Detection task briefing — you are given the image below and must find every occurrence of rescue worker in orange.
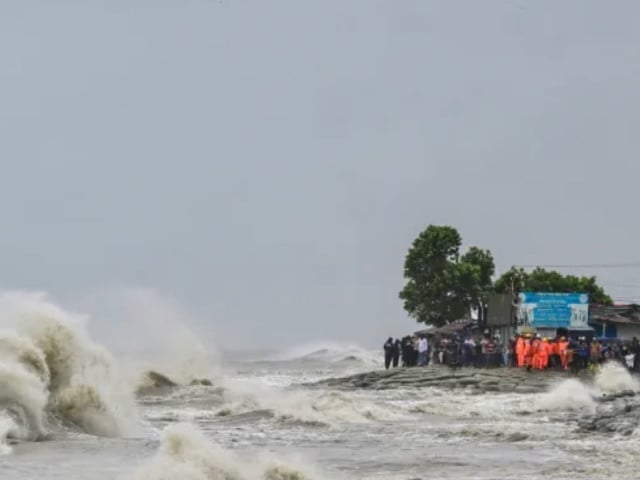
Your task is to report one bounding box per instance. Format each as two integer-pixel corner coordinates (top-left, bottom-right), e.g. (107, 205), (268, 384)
(524, 334), (534, 368)
(531, 335), (542, 369)
(537, 337), (550, 369)
(557, 337), (569, 370)
(515, 334), (525, 367)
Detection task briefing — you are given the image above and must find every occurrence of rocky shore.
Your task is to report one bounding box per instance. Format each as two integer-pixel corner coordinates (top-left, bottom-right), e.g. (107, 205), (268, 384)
(308, 365), (586, 393)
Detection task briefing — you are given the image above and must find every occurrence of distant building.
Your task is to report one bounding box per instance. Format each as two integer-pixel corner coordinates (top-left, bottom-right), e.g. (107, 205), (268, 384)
(589, 304), (640, 340)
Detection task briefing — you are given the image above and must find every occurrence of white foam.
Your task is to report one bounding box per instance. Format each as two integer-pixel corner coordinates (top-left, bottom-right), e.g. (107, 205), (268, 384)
(534, 362), (640, 416)
(221, 378), (398, 426)
(594, 362), (640, 394)
(0, 291), (138, 445)
(537, 379), (597, 414)
(0, 412), (20, 455)
(129, 423), (319, 480)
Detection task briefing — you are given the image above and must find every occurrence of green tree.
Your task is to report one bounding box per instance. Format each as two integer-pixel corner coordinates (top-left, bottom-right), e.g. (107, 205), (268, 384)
(399, 225), (495, 326)
(494, 267), (613, 305)
(460, 247), (495, 321)
(493, 267), (528, 296)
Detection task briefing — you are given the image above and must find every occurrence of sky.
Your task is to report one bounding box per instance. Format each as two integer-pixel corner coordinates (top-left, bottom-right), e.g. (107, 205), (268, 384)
(2, 1), (640, 350)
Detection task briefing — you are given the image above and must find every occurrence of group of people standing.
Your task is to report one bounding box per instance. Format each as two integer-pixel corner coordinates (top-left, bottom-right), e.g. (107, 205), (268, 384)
(383, 336), (428, 369)
(384, 330), (640, 373)
(513, 334), (575, 370)
(511, 334), (640, 371)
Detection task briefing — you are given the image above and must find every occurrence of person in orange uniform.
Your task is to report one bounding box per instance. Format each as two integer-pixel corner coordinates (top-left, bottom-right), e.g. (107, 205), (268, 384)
(524, 334), (534, 369)
(531, 335), (542, 369)
(537, 338), (550, 369)
(557, 336), (569, 370)
(515, 334), (525, 367)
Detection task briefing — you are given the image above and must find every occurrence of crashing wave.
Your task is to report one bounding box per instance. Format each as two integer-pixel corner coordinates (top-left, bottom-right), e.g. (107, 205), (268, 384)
(536, 363), (640, 414)
(0, 291), (136, 453)
(130, 423), (316, 480)
(258, 342), (379, 367)
(215, 378), (398, 427)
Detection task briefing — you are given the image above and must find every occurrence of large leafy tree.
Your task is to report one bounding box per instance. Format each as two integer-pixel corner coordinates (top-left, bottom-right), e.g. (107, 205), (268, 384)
(494, 266), (613, 305)
(461, 247), (495, 321)
(399, 225), (495, 327)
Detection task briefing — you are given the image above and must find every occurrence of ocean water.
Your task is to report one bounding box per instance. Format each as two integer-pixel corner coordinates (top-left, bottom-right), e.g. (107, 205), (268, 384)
(2, 292), (640, 480)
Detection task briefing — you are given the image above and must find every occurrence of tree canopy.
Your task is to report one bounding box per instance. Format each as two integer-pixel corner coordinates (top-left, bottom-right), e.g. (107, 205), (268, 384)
(494, 266), (613, 305)
(399, 225), (495, 327)
(399, 224), (615, 327)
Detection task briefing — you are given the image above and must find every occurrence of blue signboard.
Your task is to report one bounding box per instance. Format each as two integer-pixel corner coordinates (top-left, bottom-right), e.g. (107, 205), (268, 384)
(517, 292), (589, 328)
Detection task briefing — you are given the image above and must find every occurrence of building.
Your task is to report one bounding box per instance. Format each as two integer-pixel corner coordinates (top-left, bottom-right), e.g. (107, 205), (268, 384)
(589, 304), (640, 340)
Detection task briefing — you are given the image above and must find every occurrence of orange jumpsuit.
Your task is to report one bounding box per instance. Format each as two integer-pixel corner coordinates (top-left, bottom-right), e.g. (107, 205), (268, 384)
(515, 337), (525, 367)
(537, 340), (549, 369)
(546, 341), (555, 368)
(531, 339), (541, 369)
(558, 341), (569, 370)
(524, 339), (533, 368)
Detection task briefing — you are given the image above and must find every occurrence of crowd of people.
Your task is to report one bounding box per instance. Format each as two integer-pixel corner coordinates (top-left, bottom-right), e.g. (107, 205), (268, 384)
(384, 330), (640, 373)
(383, 336), (429, 368)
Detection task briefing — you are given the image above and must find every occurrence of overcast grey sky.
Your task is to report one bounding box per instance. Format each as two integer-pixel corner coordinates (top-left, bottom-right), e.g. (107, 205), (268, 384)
(2, 2), (640, 349)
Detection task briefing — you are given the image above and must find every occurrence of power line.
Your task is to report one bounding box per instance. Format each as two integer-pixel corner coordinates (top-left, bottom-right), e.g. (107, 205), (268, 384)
(515, 262), (640, 269)
(606, 283), (640, 289)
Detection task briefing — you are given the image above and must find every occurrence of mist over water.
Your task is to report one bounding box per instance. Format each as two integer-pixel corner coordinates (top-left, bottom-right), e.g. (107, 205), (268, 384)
(80, 288), (219, 384)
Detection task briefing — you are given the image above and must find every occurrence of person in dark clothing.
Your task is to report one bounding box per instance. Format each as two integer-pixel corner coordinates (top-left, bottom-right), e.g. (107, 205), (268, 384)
(474, 340), (482, 368)
(445, 337), (462, 368)
(392, 339), (401, 367)
(633, 337), (640, 372)
(400, 337), (409, 366)
(401, 336), (415, 367)
(383, 337), (394, 369)
(576, 339), (589, 370)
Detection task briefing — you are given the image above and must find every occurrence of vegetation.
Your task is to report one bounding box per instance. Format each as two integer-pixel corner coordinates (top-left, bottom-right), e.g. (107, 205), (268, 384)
(493, 266), (613, 305)
(398, 225), (495, 327)
(399, 224), (613, 326)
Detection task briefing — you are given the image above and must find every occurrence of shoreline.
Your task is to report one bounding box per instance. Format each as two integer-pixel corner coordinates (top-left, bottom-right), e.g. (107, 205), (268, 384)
(307, 364), (594, 393)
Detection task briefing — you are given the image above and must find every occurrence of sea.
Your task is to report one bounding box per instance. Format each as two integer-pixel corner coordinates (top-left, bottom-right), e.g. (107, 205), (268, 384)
(1, 291), (640, 480)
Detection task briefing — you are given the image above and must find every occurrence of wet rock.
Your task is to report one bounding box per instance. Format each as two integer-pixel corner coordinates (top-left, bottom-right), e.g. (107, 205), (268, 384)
(506, 432), (528, 442)
(189, 378), (213, 386)
(306, 365), (573, 394)
(136, 370), (178, 395)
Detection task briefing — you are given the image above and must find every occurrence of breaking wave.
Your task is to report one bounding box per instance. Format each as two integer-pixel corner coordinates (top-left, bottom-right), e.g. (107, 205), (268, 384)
(261, 342), (379, 367)
(537, 378), (597, 414)
(130, 423), (320, 480)
(138, 371), (398, 427)
(0, 292), (136, 453)
(536, 363), (640, 415)
(218, 378), (398, 427)
(594, 362), (640, 394)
